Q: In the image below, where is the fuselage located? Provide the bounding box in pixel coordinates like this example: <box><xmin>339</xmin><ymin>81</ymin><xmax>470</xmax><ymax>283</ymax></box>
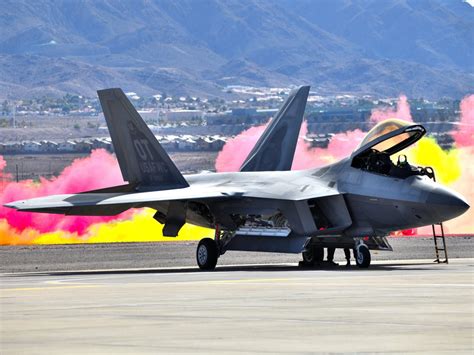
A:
<box><xmin>183</xmin><ymin>157</ymin><xmax>469</xmax><ymax>237</ymax></box>
<box><xmin>5</xmin><ymin>158</ymin><xmax>469</xmax><ymax>239</ymax></box>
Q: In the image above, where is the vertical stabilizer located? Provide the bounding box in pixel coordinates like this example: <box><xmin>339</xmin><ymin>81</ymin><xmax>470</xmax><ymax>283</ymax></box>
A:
<box><xmin>98</xmin><ymin>88</ymin><xmax>189</xmax><ymax>190</ymax></box>
<box><xmin>240</xmin><ymin>85</ymin><xmax>310</xmax><ymax>172</ymax></box>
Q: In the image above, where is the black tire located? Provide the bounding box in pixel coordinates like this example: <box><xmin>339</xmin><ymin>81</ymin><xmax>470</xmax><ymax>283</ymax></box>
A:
<box><xmin>301</xmin><ymin>246</ymin><xmax>324</xmax><ymax>266</ymax></box>
<box><xmin>302</xmin><ymin>248</ymin><xmax>315</xmax><ymax>266</ymax></box>
<box><xmin>355</xmin><ymin>245</ymin><xmax>371</xmax><ymax>268</ymax></box>
<box><xmin>196</xmin><ymin>238</ymin><xmax>218</xmax><ymax>271</ymax></box>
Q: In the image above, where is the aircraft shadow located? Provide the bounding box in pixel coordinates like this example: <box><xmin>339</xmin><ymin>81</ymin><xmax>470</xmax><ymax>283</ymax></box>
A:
<box><xmin>6</xmin><ymin>262</ymin><xmax>436</xmax><ymax>278</ymax></box>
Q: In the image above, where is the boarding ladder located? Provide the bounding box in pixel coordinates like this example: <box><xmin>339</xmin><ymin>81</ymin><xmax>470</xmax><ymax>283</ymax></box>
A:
<box><xmin>425</xmin><ymin>167</ymin><xmax>448</xmax><ymax>264</ymax></box>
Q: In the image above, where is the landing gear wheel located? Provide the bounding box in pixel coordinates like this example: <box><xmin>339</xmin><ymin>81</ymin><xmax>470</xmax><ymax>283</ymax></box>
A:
<box><xmin>356</xmin><ymin>245</ymin><xmax>371</xmax><ymax>268</ymax></box>
<box><xmin>301</xmin><ymin>246</ymin><xmax>324</xmax><ymax>267</ymax></box>
<box><xmin>302</xmin><ymin>248</ymin><xmax>315</xmax><ymax>266</ymax></box>
<box><xmin>197</xmin><ymin>238</ymin><xmax>218</xmax><ymax>271</ymax></box>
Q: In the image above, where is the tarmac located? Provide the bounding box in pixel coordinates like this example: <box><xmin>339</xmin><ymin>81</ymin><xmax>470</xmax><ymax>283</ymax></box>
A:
<box><xmin>1</xmin><ymin>258</ymin><xmax>473</xmax><ymax>354</ymax></box>
<box><xmin>1</xmin><ymin>236</ymin><xmax>473</xmax><ymax>273</ymax></box>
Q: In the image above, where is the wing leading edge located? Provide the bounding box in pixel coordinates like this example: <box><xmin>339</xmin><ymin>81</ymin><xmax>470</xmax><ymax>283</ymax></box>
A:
<box><xmin>4</xmin><ymin>172</ymin><xmax>340</xmax><ymax>216</ymax></box>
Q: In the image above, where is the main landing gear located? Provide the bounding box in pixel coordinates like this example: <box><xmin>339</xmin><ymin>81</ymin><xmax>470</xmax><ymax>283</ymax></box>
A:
<box><xmin>196</xmin><ymin>238</ymin><xmax>219</xmax><ymax>270</ymax></box>
<box><xmin>300</xmin><ymin>240</ymin><xmax>372</xmax><ymax>269</ymax></box>
<box><xmin>196</xmin><ymin>227</ymin><xmax>235</xmax><ymax>271</ymax></box>
<box><xmin>301</xmin><ymin>245</ymin><xmax>324</xmax><ymax>267</ymax></box>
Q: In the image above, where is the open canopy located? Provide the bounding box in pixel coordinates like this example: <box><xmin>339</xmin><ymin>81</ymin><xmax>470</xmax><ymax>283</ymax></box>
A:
<box><xmin>352</xmin><ymin>119</ymin><xmax>426</xmax><ymax>158</ymax></box>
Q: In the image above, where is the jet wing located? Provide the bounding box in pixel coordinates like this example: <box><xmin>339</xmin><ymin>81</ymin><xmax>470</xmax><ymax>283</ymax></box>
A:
<box><xmin>4</xmin><ymin>186</ymin><xmax>246</xmax><ymax>215</ymax></box>
<box><xmin>5</xmin><ymin>175</ymin><xmax>339</xmax><ymax>216</ymax></box>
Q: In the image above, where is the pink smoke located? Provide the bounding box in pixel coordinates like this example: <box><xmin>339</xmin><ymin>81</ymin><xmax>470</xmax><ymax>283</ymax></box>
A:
<box><xmin>0</xmin><ymin>156</ymin><xmax>6</xmax><ymax>172</ymax></box>
<box><xmin>215</xmin><ymin>122</ymin><xmax>270</xmax><ymax>172</ymax></box>
<box><xmin>216</xmin><ymin>95</ymin><xmax>413</xmax><ymax>173</ymax></box>
<box><xmin>453</xmin><ymin>94</ymin><xmax>474</xmax><ymax>148</ymax></box>
<box><xmin>370</xmin><ymin>95</ymin><xmax>412</xmax><ymax>124</ymax></box>
<box><xmin>292</xmin><ymin>127</ymin><xmax>365</xmax><ymax>170</ymax></box>
<box><xmin>0</xmin><ymin>149</ymin><xmax>131</xmax><ymax>234</ymax></box>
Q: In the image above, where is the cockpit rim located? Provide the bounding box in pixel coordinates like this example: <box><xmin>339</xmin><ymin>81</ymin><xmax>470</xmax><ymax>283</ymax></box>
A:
<box><xmin>351</xmin><ymin>123</ymin><xmax>426</xmax><ymax>158</ymax></box>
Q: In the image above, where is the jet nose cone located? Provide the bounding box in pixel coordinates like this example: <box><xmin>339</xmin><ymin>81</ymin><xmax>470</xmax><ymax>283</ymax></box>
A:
<box><xmin>427</xmin><ymin>187</ymin><xmax>470</xmax><ymax>221</ymax></box>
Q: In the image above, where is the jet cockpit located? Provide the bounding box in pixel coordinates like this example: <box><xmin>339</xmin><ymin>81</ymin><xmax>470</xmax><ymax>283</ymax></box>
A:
<box><xmin>351</xmin><ymin>119</ymin><xmax>433</xmax><ymax>179</ymax></box>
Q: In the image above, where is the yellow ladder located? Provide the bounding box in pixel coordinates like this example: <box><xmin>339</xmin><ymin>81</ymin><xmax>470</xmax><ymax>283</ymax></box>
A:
<box><xmin>425</xmin><ymin>167</ymin><xmax>448</xmax><ymax>264</ymax></box>
<box><xmin>432</xmin><ymin>222</ymin><xmax>448</xmax><ymax>263</ymax></box>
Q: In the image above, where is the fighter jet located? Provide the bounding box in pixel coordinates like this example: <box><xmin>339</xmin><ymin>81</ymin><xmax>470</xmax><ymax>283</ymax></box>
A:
<box><xmin>5</xmin><ymin>87</ymin><xmax>469</xmax><ymax>269</ymax></box>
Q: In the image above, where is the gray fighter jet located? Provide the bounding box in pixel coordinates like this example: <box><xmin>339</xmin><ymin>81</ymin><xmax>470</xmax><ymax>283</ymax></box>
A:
<box><xmin>5</xmin><ymin>87</ymin><xmax>469</xmax><ymax>269</ymax></box>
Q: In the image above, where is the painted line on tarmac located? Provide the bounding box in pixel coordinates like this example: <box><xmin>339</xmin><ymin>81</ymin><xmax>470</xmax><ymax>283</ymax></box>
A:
<box><xmin>1</xmin><ymin>284</ymin><xmax>101</xmax><ymax>292</ymax></box>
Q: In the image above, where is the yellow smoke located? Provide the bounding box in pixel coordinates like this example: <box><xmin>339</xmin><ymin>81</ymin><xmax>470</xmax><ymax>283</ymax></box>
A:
<box><xmin>442</xmin><ymin>147</ymin><xmax>474</xmax><ymax>234</ymax></box>
<box><xmin>407</xmin><ymin>137</ymin><xmax>461</xmax><ymax>184</ymax></box>
<box><xmin>0</xmin><ymin>209</ymin><xmax>212</xmax><ymax>245</ymax></box>
<box><xmin>87</xmin><ymin>209</ymin><xmax>212</xmax><ymax>243</ymax></box>
<box><xmin>404</xmin><ymin>138</ymin><xmax>472</xmax><ymax>234</ymax></box>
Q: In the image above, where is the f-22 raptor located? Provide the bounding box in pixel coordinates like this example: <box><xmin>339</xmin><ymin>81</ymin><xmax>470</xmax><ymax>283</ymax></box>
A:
<box><xmin>5</xmin><ymin>87</ymin><xmax>469</xmax><ymax>269</ymax></box>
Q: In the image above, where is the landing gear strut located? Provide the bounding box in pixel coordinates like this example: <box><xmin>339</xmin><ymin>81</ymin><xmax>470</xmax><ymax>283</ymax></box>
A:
<box><xmin>196</xmin><ymin>227</ymin><xmax>235</xmax><ymax>271</ymax></box>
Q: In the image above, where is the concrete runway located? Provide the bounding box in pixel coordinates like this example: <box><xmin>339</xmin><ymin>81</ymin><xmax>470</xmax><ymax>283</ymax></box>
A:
<box><xmin>1</xmin><ymin>237</ymin><xmax>473</xmax><ymax>273</ymax></box>
<box><xmin>1</xmin><ymin>258</ymin><xmax>473</xmax><ymax>354</ymax></box>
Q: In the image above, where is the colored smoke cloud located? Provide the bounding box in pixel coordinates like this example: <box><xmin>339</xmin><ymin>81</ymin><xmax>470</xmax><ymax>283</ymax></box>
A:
<box><xmin>0</xmin><ymin>209</ymin><xmax>209</xmax><ymax>245</ymax></box>
<box><xmin>0</xmin><ymin>149</ymin><xmax>130</xmax><ymax>235</ymax></box>
<box><xmin>453</xmin><ymin>94</ymin><xmax>474</xmax><ymax>148</ymax></box>
<box><xmin>370</xmin><ymin>95</ymin><xmax>412</xmax><ymax>123</ymax></box>
<box><xmin>0</xmin><ymin>155</ymin><xmax>6</xmax><ymax>171</ymax></box>
<box><xmin>0</xmin><ymin>150</ymin><xmax>211</xmax><ymax>245</ymax></box>
<box><xmin>215</xmin><ymin>122</ymin><xmax>270</xmax><ymax>172</ymax></box>
<box><xmin>292</xmin><ymin>126</ymin><xmax>366</xmax><ymax>170</ymax></box>
<box><xmin>216</xmin><ymin>96</ymin><xmax>411</xmax><ymax>172</ymax></box>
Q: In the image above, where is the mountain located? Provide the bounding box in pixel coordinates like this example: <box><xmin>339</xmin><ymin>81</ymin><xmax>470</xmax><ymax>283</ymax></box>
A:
<box><xmin>0</xmin><ymin>0</ymin><xmax>472</xmax><ymax>99</ymax></box>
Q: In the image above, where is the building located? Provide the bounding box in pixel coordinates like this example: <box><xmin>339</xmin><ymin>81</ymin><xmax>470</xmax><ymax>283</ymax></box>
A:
<box><xmin>165</xmin><ymin>109</ymin><xmax>204</xmax><ymax>121</ymax></box>
<box><xmin>22</xmin><ymin>141</ymin><xmax>42</xmax><ymax>153</ymax></box>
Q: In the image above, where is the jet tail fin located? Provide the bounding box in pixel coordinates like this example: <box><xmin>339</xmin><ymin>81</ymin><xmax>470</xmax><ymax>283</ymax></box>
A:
<box><xmin>98</xmin><ymin>88</ymin><xmax>189</xmax><ymax>190</ymax></box>
<box><xmin>240</xmin><ymin>85</ymin><xmax>310</xmax><ymax>172</ymax></box>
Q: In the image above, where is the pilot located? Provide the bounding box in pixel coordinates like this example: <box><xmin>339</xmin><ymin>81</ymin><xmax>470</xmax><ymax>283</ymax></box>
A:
<box><xmin>344</xmin><ymin>248</ymin><xmax>355</xmax><ymax>267</ymax></box>
<box><xmin>326</xmin><ymin>247</ymin><xmax>338</xmax><ymax>266</ymax></box>
<box><xmin>327</xmin><ymin>247</ymin><xmax>354</xmax><ymax>266</ymax></box>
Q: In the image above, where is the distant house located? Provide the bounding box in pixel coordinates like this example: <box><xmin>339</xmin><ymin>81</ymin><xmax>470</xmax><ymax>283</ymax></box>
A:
<box><xmin>58</xmin><ymin>140</ymin><xmax>76</xmax><ymax>153</ymax></box>
<box><xmin>211</xmin><ymin>137</ymin><xmax>226</xmax><ymax>151</ymax></box>
<box><xmin>73</xmin><ymin>140</ymin><xmax>92</xmax><ymax>153</ymax></box>
<box><xmin>160</xmin><ymin>138</ymin><xmax>178</xmax><ymax>151</ymax></box>
<box><xmin>3</xmin><ymin>142</ymin><xmax>21</xmax><ymax>153</ymax></box>
<box><xmin>22</xmin><ymin>141</ymin><xmax>42</xmax><ymax>153</ymax></box>
<box><xmin>39</xmin><ymin>140</ymin><xmax>59</xmax><ymax>153</ymax></box>
<box><xmin>178</xmin><ymin>137</ymin><xmax>197</xmax><ymax>151</ymax></box>
<box><xmin>91</xmin><ymin>138</ymin><xmax>112</xmax><ymax>151</ymax></box>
